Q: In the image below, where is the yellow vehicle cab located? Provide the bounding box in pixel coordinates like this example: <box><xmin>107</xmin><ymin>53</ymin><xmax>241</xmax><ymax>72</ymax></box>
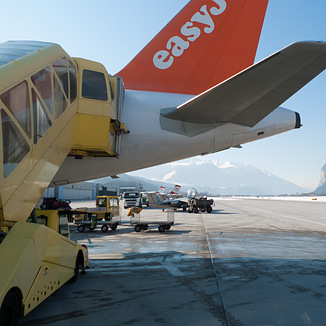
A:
<box><xmin>74</xmin><ymin>196</ymin><xmax>121</xmax><ymax>232</ymax></box>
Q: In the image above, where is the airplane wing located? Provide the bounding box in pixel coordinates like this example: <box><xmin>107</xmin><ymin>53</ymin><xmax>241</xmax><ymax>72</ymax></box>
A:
<box><xmin>161</xmin><ymin>41</ymin><xmax>326</xmax><ymax>128</ymax></box>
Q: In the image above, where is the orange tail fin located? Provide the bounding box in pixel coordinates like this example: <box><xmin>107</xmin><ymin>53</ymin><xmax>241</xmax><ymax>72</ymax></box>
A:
<box><xmin>117</xmin><ymin>0</ymin><xmax>269</xmax><ymax>95</ymax></box>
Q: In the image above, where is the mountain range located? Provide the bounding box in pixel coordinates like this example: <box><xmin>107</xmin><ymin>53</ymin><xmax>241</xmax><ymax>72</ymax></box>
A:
<box><xmin>314</xmin><ymin>164</ymin><xmax>326</xmax><ymax>194</ymax></box>
<box><xmin>92</xmin><ymin>160</ymin><xmax>308</xmax><ymax>196</ymax></box>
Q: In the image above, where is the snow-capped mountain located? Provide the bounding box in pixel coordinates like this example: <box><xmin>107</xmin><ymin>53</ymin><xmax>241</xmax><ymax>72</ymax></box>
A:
<box><xmin>314</xmin><ymin>164</ymin><xmax>326</xmax><ymax>194</ymax></box>
<box><xmin>128</xmin><ymin>160</ymin><xmax>308</xmax><ymax>196</ymax></box>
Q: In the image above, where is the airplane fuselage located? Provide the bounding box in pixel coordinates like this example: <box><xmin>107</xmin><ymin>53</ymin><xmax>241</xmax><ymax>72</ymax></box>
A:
<box><xmin>51</xmin><ymin>90</ymin><xmax>299</xmax><ymax>186</ymax></box>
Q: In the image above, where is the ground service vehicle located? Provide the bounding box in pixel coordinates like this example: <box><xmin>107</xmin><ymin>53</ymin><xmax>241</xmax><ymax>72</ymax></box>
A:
<box><xmin>123</xmin><ymin>192</ymin><xmax>141</xmax><ymax>209</ymax></box>
<box><xmin>188</xmin><ymin>198</ymin><xmax>214</xmax><ymax>213</ymax></box>
<box><xmin>0</xmin><ymin>41</ymin><xmax>126</xmax><ymax>325</ymax></box>
<box><xmin>74</xmin><ymin>196</ymin><xmax>121</xmax><ymax>232</ymax></box>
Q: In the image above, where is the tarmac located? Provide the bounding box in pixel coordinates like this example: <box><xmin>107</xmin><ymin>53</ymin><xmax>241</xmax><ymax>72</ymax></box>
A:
<box><xmin>18</xmin><ymin>197</ymin><xmax>326</xmax><ymax>326</ymax></box>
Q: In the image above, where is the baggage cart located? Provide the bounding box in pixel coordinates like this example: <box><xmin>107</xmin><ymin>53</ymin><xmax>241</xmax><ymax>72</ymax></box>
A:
<box><xmin>128</xmin><ymin>207</ymin><xmax>174</xmax><ymax>233</ymax></box>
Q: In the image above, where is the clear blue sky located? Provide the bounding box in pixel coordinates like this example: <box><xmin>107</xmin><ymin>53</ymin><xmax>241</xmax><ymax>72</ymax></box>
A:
<box><xmin>0</xmin><ymin>0</ymin><xmax>325</xmax><ymax>190</ymax></box>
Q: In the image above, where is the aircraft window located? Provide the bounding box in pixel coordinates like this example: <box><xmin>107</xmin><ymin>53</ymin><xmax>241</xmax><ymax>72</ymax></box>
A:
<box><xmin>82</xmin><ymin>70</ymin><xmax>108</xmax><ymax>101</ymax></box>
<box><xmin>1</xmin><ymin>81</ymin><xmax>31</xmax><ymax>138</ymax></box>
<box><xmin>32</xmin><ymin>89</ymin><xmax>52</xmax><ymax>144</ymax></box>
<box><xmin>53</xmin><ymin>74</ymin><xmax>68</xmax><ymax>119</ymax></box>
<box><xmin>31</xmin><ymin>67</ymin><xmax>53</xmax><ymax>115</ymax></box>
<box><xmin>1</xmin><ymin>109</ymin><xmax>30</xmax><ymax>178</ymax></box>
<box><xmin>53</xmin><ymin>57</ymin><xmax>69</xmax><ymax>99</ymax></box>
<box><xmin>68</xmin><ymin>60</ymin><xmax>77</xmax><ymax>103</ymax></box>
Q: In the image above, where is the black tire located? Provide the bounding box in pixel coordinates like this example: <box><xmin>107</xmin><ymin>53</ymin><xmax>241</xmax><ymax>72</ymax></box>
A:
<box><xmin>68</xmin><ymin>255</ymin><xmax>80</xmax><ymax>284</ymax></box>
<box><xmin>158</xmin><ymin>225</ymin><xmax>165</xmax><ymax>233</ymax></box>
<box><xmin>194</xmin><ymin>207</ymin><xmax>199</xmax><ymax>214</ymax></box>
<box><xmin>134</xmin><ymin>225</ymin><xmax>142</xmax><ymax>232</ymax></box>
<box><xmin>78</xmin><ymin>225</ymin><xmax>85</xmax><ymax>232</ymax></box>
<box><xmin>0</xmin><ymin>291</ymin><xmax>21</xmax><ymax>326</ymax></box>
<box><xmin>101</xmin><ymin>224</ymin><xmax>108</xmax><ymax>232</ymax></box>
<box><xmin>207</xmin><ymin>206</ymin><xmax>212</xmax><ymax>213</ymax></box>
<box><xmin>110</xmin><ymin>223</ymin><xmax>117</xmax><ymax>231</ymax></box>
<box><xmin>165</xmin><ymin>225</ymin><xmax>171</xmax><ymax>230</ymax></box>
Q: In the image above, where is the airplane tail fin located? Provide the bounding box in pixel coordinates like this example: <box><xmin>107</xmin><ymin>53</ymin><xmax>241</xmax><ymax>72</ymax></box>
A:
<box><xmin>158</xmin><ymin>186</ymin><xmax>166</xmax><ymax>194</ymax></box>
<box><xmin>117</xmin><ymin>0</ymin><xmax>269</xmax><ymax>95</ymax></box>
<box><xmin>170</xmin><ymin>185</ymin><xmax>181</xmax><ymax>195</ymax></box>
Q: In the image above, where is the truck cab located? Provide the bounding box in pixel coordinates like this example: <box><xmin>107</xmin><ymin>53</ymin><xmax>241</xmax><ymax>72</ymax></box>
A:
<box><xmin>122</xmin><ymin>192</ymin><xmax>141</xmax><ymax>209</ymax></box>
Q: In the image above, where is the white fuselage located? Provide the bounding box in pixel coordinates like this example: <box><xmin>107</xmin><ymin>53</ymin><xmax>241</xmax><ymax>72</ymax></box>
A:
<box><xmin>51</xmin><ymin>90</ymin><xmax>298</xmax><ymax>186</ymax></box>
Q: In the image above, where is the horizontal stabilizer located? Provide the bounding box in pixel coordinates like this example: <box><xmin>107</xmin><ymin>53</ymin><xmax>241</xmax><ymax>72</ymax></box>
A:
<box><xmin>161</xmin><ymin>41</ymin><xmax>326</xmax><ymax>127</ymax></box>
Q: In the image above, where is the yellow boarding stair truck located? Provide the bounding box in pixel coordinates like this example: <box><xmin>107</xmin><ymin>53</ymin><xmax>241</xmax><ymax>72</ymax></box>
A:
<box><xmin>0</xmin><ymin>41</ymin><xmax>127</xmax><ymax>325</ymax></box>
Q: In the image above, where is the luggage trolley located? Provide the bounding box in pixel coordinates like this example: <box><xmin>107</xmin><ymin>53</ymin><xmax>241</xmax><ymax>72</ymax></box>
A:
<box><xmin>128</xmin><ymin>207</ymin><xmax>174</xmax><ymax>233</ymax></box>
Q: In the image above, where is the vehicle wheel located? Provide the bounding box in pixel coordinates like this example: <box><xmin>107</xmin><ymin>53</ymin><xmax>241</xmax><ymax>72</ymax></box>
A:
<box><xmin>134</xmin><ymin>225</ymin><xmax>142</xmax><ymax>232</ymax></box>
<box><xmin>158</xmin><ymin>225</ymin><xmax>165</xmax><ymax>233</ymax></box>
<box><xmin>78</xmin><ymin>225</ymin><xmax>85</xmax><ymax>232</ymax></box>
<box><xmin>165</xmin><ymin>225</ymin><xmax>171</xmax><ymax>230</ymax></box>
<box><xmin>207</xmin><ymin>206</ymin><xmax>212</xmax><ymax>213</ymax></box>
<box><xmin>194</xmin><ymin>207</ymin><xmax>199</xmax><ymax>214</ymax></box>
<box><xmin>101</xmin><ymin>224</ymin><xmax>108</xmax><ymax>232</ymax></box>
<box><xmin>68</xmin><ymin>255</ymin><xmax>80</xmax><ymax>284</ymax></box>
<box><xmin>142</xmin><ymin>225</ymin><xmax>148</xmax><ymax>230</ymax></box>
<box><xmin>0</xmin><ymin>291</ymin><xmax>21</xmax><ymax>326</ymax></box>
<box><xmin>110</xmin><ymin>224</ymin><xmax>117</xmax><ymax>231</ymax></box>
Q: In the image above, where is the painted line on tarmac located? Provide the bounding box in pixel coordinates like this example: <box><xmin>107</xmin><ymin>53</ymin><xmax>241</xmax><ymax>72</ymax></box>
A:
<box><xmin>239</xmin><ymin>205</ymin><xmax>326</xmax><ymax>228</ymax></box>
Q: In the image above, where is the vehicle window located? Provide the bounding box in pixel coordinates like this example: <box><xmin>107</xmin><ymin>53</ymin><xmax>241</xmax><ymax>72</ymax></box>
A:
<box><xmin>108</xmin><ymin>78</ymin><xmax>115</xmax><ymax>102</ymax></box>
<box><xmin>82</xmin><ymin>70</ymin><xmax>108</xmax><ymax>101</ymax></box>
<box><xmin>53</xmin><ymin>57</ymin><xmax>69</xmax><ymax>98</ymax></box>
<box><xmin>98</xmin><ymin>198</ymin><xmax>107</xmax><ymax>207</ymax></box>
<box><xmin>32</xmin><ymin>89</ymin><xmax>52</xmax><ymax>144</ymax></box>
<box><xmin>109</xmin><ymin>198</ymin><xmax>118</xmax><ymax>207</ymax></box>
<box><xmin>31</xmin><ymin>67</ymin><xmax>53</xmax><ymax>115</ymax></box>
<box><xmin>26</xmin><ymin>215</ymin><xmax>47</xmax><ymax>225</ymax></box>
<box><xmin>68</xmin><ymin>59</ymin><xmax>77</xmax><ymax>103</ymax></box>
<box><xmin>59</xmin><ymin>214</ymin><xmax>69</xmax><ymax>238</ymax></box>
<box><xmin>53</xmin><ymin>74</ymin><xmax>68</xmax><ymax>119</ymax></box>
<box><xmin>1</xmin><ymin>81</ymin><xmax>31</xmax><ymax>138</ymax></box>
<box><xmin>1</xmin><ymin>109</ymin><xmax>30</xmax><ymax>178</ymax></box>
